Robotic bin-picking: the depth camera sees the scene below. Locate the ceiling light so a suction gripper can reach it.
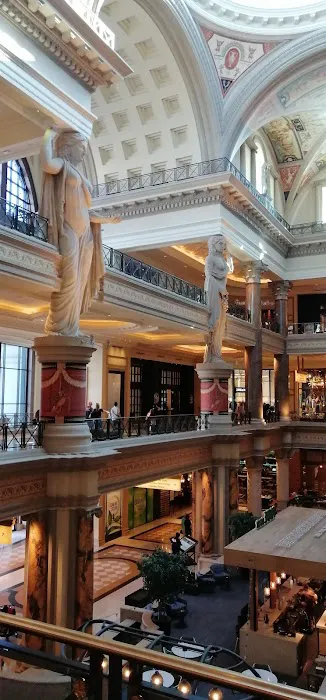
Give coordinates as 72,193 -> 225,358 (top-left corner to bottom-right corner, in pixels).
208,689 -> 223,700
122,664 -> 131,680
240,245 -> 244,250
190,326 -> 194,329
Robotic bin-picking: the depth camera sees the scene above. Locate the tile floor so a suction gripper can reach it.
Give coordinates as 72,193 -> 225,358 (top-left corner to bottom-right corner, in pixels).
0,513 -> 186,615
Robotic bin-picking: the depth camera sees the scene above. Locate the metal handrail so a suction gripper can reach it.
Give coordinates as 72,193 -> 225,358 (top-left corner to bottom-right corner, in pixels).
93,158 -> 290,231
0,196 -> 48,241
103,244 -> 206,304
0,612 -> 318,700
290,221 -> 326,235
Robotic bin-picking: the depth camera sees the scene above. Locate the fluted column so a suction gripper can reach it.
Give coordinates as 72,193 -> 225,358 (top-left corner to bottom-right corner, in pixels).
245,262 -> 265,422
271,281 -> 292,421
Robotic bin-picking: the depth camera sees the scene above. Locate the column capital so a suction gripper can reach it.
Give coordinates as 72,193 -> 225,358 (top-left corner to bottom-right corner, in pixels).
244,261 -> 268,284
270,280 -> 292,301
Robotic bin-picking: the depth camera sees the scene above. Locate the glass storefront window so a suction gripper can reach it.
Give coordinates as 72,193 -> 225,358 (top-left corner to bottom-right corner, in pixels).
0,344 -> 30,420
262,369 -> 275,405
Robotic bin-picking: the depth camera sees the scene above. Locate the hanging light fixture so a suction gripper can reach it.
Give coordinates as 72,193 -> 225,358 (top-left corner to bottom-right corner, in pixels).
270,581 -> 276,590
281,572 -> 286,580
122,663 -> 131,680
151,671 -> 164,687
177,679 -> 192,695
208,688 -> 223,700
264,586 -> 270,597
276,576 -> 281,586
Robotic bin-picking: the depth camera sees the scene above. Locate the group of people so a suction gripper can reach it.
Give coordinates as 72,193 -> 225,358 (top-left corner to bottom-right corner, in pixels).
85,401 -> 121,438
170,514 -> 192,555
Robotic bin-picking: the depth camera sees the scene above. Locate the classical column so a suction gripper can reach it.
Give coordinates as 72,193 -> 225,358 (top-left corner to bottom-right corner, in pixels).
276,453 -> 290,509
244,262 -> 265,422
24,513 -> 48,649
247,458 -> 262,516
272,281 -> 292,421
192,470 -> 202,550
229,467 -> 239,515
33,337 -> 96,453
212,441 -> 240,553
201,469 -> 213,554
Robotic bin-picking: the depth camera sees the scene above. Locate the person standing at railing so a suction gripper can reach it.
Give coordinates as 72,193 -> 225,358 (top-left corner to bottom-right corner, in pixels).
91,403 -> 104,439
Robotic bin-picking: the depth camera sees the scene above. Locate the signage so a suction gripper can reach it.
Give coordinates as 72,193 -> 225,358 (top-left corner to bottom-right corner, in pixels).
295,371 -> 308,384
0,525 -> 12,544
180,536 -> 198,553
136,478 -> 181,492
255,506 -> 276,530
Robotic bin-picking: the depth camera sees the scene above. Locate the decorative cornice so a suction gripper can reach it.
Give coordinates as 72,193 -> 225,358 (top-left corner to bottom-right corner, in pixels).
0,0 -> 106,89
98,189 -> 222,218
103,277 -> 208,327
221,195 -> 290,256
287,242 -> 326,257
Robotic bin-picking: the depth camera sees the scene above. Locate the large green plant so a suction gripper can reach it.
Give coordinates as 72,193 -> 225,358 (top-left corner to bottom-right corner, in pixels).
138,549 -> 188,612
229,511 -> 256,542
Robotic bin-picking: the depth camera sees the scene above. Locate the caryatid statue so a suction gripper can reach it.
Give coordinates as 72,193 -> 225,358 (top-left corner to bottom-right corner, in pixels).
40,128 -> 120,336
204,234 -> 232,362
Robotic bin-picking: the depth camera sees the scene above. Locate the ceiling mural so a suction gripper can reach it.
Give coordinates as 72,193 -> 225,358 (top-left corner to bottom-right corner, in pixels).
262,113 -> 326,198
202,28 -> 277,96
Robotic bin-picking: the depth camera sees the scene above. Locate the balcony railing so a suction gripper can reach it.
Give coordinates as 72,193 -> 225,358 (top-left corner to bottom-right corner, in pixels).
93,158 -> 291,231
288,322 -> 326,334
88,413 -> 208,440
103,245 -> 206,304
290,221 -> 326,236
0,197 -> 48,241
0,611 -> 318,700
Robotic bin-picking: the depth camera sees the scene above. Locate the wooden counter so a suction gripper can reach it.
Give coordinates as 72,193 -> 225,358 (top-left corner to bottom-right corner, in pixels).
239,581 -> 306,677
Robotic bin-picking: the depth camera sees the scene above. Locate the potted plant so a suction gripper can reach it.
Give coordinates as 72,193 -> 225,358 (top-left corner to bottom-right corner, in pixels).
138,549 -> 188,634
229,512 -> 257,579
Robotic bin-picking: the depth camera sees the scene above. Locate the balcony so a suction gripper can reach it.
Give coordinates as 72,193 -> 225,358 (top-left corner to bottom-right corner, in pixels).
287,323 -> 326,355
93,158 -> 290,231
0,197 -> 48,242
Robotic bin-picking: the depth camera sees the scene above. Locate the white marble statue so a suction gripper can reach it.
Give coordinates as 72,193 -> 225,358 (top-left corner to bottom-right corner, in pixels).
40,128 -> 119,336
204,234 -> 231,362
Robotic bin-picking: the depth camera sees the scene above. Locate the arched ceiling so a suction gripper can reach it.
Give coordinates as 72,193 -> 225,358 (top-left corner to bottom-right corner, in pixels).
90,0 -> 202,184
187,0 -> 326,39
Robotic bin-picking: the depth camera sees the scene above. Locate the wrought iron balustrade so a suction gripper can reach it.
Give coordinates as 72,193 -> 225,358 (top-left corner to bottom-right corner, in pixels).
103,245 -> 206,304
227,303 -> 248,321
290,221 -> 326,236
288,322 -> 326,334
87,413 -> 208,440
0,197 -> 48,241
1,421 -> 43,450
93,158 -> 290,231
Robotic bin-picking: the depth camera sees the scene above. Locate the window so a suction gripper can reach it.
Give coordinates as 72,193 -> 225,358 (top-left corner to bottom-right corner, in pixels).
0,344 -> 30,420
0,160 -> 35,211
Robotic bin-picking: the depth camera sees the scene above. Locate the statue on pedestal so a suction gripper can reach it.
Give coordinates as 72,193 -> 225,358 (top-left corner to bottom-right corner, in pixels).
204,234 -> 231,363
40,128 -> 120,336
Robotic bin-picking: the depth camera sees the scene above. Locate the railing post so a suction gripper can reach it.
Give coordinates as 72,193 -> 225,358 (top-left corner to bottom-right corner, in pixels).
137,417 -> 141,437
108,653 -> 122,700
21,422 -> 26,448
88,651 -> 104,700
128,418 -> 132,438
106,418 -> 110,440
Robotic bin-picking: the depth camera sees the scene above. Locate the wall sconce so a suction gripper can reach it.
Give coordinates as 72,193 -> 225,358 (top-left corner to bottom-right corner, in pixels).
270,582 -> 276,590
151,671 -> 164,687
281,572 -> 286,580
276,576 -> 281,586
264,586 -> 270,597
178,679 -> 192,695
101,658 -> 109,674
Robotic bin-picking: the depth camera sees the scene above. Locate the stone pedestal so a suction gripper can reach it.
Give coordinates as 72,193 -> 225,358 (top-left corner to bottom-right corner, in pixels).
196,359 -> 232,428
33,336 -> 96,453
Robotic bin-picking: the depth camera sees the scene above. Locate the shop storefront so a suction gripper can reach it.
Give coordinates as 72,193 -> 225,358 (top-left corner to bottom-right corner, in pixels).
238,454 -> 277,511
228,369 -> 275,409
298,370 -> 326,419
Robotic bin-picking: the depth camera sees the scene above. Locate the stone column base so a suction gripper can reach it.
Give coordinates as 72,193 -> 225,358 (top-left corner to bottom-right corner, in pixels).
33,335 -> 96,454
196,359 -> 233,429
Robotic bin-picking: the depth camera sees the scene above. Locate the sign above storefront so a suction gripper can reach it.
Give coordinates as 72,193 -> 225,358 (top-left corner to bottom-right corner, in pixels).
136,478 -> 181,492
295,371 -> 308,383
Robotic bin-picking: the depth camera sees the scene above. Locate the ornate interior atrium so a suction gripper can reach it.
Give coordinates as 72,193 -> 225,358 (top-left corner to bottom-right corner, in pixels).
1,1 -> 326,699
